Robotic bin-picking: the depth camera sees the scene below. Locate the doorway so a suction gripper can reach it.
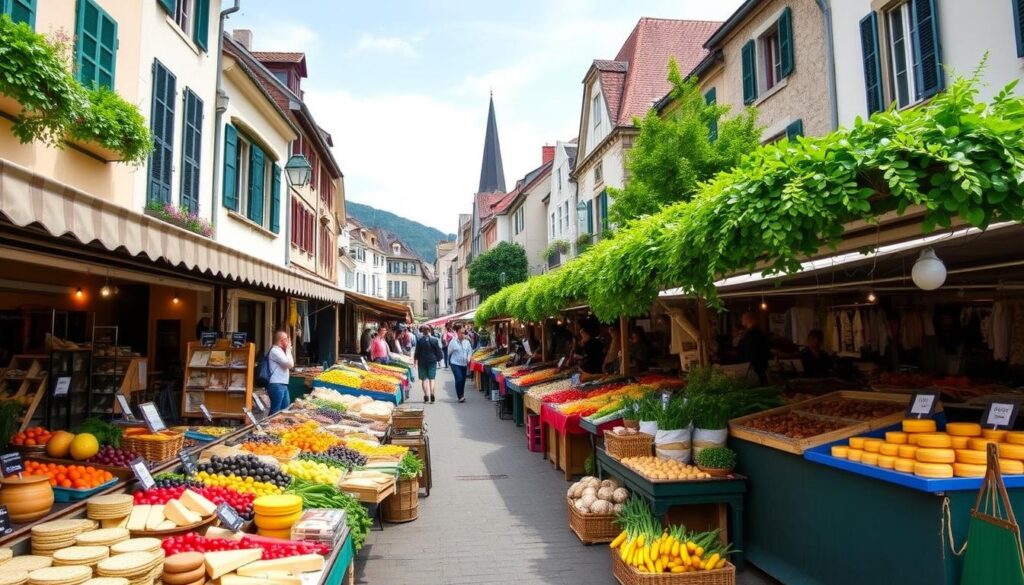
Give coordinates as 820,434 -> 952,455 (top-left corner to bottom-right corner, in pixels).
237,299 -> 265,350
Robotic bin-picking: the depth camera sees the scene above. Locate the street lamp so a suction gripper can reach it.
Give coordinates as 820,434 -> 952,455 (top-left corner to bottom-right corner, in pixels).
500,271 -> 507,286
285,154 -> 313,187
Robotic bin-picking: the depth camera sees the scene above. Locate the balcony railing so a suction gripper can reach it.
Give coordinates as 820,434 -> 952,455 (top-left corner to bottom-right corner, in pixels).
388,293 -> 411,300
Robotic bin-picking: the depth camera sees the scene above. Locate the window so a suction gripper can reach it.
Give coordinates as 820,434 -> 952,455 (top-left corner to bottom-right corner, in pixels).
550,213 -> 555,238
594,162 -> 603,185
557,168 -> 562,191
147,60 -> 175,204
159,0 -> 209,50
556,205 -> 563,236
2,0 -> 35,27
410,263 -> 417,275
273,71 -> 288,86
596,191 -> 609,233
180,89 -> 203,214
563,202 -> 569,233
345,271 -> 354,289
886,4 -> 914,108
174,0 -> 191,36
291,198 -> 314,253
742,7 -> 793,104
760,26 -> 782,92
393,243 -> 401,254
592,93 -> 602,127
75,0 -> 118,89
861,1 -> 942,111
224,127 -> 281,232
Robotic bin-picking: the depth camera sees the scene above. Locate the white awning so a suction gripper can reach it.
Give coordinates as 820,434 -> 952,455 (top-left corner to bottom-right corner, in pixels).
0,159 -> 345,304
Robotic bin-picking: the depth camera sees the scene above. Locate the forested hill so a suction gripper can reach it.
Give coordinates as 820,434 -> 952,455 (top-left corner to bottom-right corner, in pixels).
346,201 -> 455,262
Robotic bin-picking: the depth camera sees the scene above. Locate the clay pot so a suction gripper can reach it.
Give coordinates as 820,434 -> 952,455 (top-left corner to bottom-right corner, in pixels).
0,474 -> 55,522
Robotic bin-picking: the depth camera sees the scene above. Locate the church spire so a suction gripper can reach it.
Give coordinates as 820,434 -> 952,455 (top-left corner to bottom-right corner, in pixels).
478,93 -> 506,193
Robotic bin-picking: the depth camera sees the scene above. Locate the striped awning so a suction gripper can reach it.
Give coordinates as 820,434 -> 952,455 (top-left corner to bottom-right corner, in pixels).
0,158 -> 346,304
344,290 -> 412,321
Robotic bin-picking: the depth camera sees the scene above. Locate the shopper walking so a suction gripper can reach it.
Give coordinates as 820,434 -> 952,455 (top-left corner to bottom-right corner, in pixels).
414,325 -> 443,403
442,325 -> 455,369
447,325 -> 474,403
370,326 -> 391,364
267,330 -> 294,414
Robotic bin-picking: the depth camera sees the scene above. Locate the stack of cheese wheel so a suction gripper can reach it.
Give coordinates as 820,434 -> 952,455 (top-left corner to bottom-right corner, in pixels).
252,495 -> 303,539
160,553 -> 204,585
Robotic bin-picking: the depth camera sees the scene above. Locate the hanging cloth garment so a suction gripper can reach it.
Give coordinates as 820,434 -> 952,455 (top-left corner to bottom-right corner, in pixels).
852,310 -> 865,353
992,302 -> 1010,362
785,307 -> 816,345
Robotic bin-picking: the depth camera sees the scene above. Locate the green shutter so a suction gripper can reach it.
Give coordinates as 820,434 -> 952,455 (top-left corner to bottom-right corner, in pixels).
248,143 -> 266,226
741,40 -> 757,104
5,0 -> 35,27
704,88 -> 718,142
910,0 -> 943,100
222,124 -> 239,211
859,12 -> 884,115
598,191 -> 609,232
778,6 -> 794,78
75,0 -> 117,89
179,89 -> 202,214
147,60 -> 175,204
193,0 -> 209,52
269,164 -> 281,234
585,200 -> 593,234
157,0 -> 175,14
1015,0 -> 1024,58
785,119 -> 803,141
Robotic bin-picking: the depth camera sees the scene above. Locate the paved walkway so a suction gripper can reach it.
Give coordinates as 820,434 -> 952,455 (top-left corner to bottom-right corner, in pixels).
355,369 -> 780,585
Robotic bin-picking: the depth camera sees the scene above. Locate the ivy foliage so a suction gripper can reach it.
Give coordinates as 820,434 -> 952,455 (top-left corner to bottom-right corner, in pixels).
476,74 -> 1024,326
608,58 -> 761,225
468,241 -> 528,300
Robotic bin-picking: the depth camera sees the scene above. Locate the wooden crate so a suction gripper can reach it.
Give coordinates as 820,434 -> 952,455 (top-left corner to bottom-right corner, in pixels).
556,428 -> 592,480
728,390 -> 911,455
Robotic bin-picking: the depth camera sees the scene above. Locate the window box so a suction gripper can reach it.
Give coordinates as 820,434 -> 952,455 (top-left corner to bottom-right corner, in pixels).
144,202 -> 212,238
65,135 -> 122,162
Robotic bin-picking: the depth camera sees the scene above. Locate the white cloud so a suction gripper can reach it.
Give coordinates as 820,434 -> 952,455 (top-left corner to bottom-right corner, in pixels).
236,20 -> 318,52
353,34 -> 419,57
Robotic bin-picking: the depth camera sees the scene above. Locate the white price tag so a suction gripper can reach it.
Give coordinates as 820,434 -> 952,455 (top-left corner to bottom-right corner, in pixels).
243,407 -> 262,430
115,393 -> 134,419
986,402 -> 1017,428
139,402 -> 166,433
661,392 -> 670,411
523,340 -> 532,356
198,403 -> 213,422
253,395 -> 267,413
54,377 -> 71,397
908,393 -> 937,419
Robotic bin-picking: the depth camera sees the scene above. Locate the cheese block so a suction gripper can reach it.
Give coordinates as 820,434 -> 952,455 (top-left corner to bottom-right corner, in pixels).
950,436 -> 970,449
898,445 -> 919,459
846,449 -> 864,462
165,500 -> 201,526
848,437 -> 865,449
982,428 -> 1008,441
956,449 -> 987,465
205,527 -> 243,541
128,506 -> 151,531
954,462 -> 986,477
101,516 -> 130,529
879,443 -> 900,457
969,438 -> 1000,451
894,458 -> 916,473
236,555 -> 325,576
145,505 -> 166,531
157,520 -> 177,530
861,438 -> 883,453
877,455 -> 895,469
1006,431 -> 1024,445
830,445 -> 848,459
916,433 -> 953,448
916,448 -> 955,463
861,453 -> 879,466
885,432 -> 908,444
946,422 -> 982,437
222,575 -> 302,585
998,443 -> 1024,461
903,419 -> 937,433
204,549 -> 263,579
914,462 -> 954,478
180,490 -> 216,518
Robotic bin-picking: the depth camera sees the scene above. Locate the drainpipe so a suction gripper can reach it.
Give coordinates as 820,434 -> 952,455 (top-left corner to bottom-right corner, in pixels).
816,0 -> 839,130
210,0 -> 241,234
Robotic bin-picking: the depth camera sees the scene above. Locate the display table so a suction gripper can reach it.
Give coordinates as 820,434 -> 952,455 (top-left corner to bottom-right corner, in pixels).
596,448 -> 747,568
732,437 -> 1021,585
320,531 -> 355,585
506,381 -> 526,427
541,404 -> 619,480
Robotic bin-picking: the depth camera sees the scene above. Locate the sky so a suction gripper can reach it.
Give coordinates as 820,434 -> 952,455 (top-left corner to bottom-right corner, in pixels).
229,0 -> 745,234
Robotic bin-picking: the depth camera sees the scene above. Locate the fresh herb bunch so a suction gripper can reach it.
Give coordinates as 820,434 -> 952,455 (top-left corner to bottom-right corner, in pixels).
695,447 -> 737,470
73,417 -> 123,447
688,394 -> 731,430
654,394 -> 690,430
397,452 -> 424,480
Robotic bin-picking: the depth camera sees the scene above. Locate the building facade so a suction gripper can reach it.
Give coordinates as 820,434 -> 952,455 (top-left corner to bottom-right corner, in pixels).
507,148 -> 554,275
543,141 -> 579,268
378,232 -> 430,319
344,219 -> 387,299
434,241 -> 458,318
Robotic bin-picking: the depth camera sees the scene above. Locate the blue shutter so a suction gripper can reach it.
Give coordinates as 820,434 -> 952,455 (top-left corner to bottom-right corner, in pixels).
704,88 -> 718,142
179,90 -> 202,214
222,124 -> 239,211
75,0 -> 118,89
741,40 -> 757,104
157,0 -> 175,14
247,143 -> 266,226
269,164 -> 281,234
5,0 -> 35,27
1013,0 -> 1024,57
147,60 -> 175,204
193,0 -> 209,52
778,6 -> 794,78
910,0 -> 943,100
785,119 -> 804,141
859,12 -> 885,115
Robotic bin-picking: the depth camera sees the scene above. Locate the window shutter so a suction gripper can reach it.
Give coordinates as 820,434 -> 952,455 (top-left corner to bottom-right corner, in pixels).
704,88 -> 718,142
75,0 -> 118,89
147,60 -> 175,205
179,89 -> 202,214
157,0 -> 175,14
192,0 -> 209,51
785,119 -> 804,141
859,12 -> 884,115
741,40 -> 757,104
8,0 -> 35,27
222,124 -> 239,211
778,6 -> 794,78
248,144 -> 266,226
585,200 -> 593,234
269,164 -> 281,234
598,191 -> 609,232
1013,0 -> 1024,57
910,0 -> 943,100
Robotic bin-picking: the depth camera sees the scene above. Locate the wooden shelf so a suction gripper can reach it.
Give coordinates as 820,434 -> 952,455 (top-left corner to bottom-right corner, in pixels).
181,340 -> 254,421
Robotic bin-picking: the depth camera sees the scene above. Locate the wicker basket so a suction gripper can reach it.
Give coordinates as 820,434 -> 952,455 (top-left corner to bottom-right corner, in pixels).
567,497 -> 620,544
605,432 -> 654,460
122,430 -> 185,463
382,478 -> 419,523
612,552 -> 735,585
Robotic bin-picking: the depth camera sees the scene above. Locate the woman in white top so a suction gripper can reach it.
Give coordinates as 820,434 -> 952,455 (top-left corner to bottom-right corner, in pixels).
446,325 -> 474,403
267,331 -> 294,414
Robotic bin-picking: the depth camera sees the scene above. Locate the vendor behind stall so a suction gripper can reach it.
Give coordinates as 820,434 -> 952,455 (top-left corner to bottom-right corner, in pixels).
575,325 -> 605,376
799,329 -> 833,377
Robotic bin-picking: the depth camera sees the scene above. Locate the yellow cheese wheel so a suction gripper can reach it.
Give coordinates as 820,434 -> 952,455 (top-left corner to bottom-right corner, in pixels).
879,443 -> 900,456
885,431 -> 908,444
257,528 -> 293,539
862,438 -> 884,453
848,437 -> 866,449
908,434 -> 921,445
982,429 -> 1008,441
953,462 -> 986,477
1006,432 -> 1024,445
950,436 -> 970,449
945,422 -> 982,437
1004,460 -> 1024,474
914,462 -> 954,478
254,510 -> 303,530
903,419 -> 937,433
969,438 -> 1000,451
831,445 -> 849,459
956,449 -> 987,465
847,449 -> 864,462
253,495 -> 303,517
861,452 -> 879,466
898,445 -> 919,459
915,433 -> 953,448
998,443 -> 1024,461
915,448 -> 956,463
877,455 -> 896,469
894,458 -> 916,473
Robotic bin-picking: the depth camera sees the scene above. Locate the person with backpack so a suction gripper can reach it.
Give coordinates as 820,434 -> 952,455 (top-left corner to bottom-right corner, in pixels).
265,330 -> 294,414
413,325 -> 443,403
441,324 -> 455,369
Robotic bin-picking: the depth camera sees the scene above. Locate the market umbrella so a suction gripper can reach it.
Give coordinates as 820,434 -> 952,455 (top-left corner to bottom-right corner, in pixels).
960,444 -> 1024,585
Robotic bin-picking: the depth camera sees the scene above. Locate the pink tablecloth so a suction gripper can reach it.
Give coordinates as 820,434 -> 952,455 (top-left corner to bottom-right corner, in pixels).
541,403 -> 621,435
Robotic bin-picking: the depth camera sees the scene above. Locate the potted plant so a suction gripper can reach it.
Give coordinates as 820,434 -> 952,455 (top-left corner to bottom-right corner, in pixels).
636,394 -> 661,436
652,393 -> 692,463
690,393 -> 730,457
695,446 -> 737,477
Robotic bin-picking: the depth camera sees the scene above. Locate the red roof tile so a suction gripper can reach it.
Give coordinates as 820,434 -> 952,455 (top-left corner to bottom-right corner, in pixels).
476,191 -> 507,222
252,51 -> 306,64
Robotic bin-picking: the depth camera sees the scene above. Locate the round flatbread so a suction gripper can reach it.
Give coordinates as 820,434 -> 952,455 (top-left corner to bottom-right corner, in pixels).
2,557 -> 54,572
31,521 -> 86,537
110,540 -> 160,555
52,547 -> 109,564
0,571 -> 28,585
26,565 -> 91,585
160,565 -> 205,585
75,529 -> 129,546
160,553 -> 202,575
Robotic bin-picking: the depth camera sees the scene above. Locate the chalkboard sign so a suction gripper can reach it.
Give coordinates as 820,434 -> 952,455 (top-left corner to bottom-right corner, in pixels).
178,451 -> 197,475
0,452 -> 23,477
0,506 -> 12,535
230,332 -> 247,348
139,402 -> 166,433
215,502 -> 243,532
200,332 -> 217,347
130,458 -> 155,491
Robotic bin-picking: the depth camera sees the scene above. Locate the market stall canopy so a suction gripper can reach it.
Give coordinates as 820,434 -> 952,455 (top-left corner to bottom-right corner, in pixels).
344,289 -> 412,321
422,310 -> 473,328
0,159 -> 346,304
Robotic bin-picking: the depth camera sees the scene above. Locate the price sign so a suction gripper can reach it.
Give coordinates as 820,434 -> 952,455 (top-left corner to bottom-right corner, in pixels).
178,451 -> 197,475
130,457 -> 155,491
200,331 -> 217,347
230,332 -> 247,348
138,402 -> 167,433
253,395 -> 267,413
0,506 -> 12,536
0,452 -> 23,477
661,392 -> 671,411
359,358 -> 370,371
906,391 -> 939,419
982,400 -> 1020,430
523,340 -> 532,356
571,373 -> 581,387
53,377 -> 71,397
198,403 -> 213,422
215,502 -> 243,532
557,357 -> 565,369
115,393 -> 135,419
242,407 -> 261,429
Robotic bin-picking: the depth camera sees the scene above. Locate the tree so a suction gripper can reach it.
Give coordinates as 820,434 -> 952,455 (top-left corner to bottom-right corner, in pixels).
468,242 -> 528,300
608,58 -> 761,225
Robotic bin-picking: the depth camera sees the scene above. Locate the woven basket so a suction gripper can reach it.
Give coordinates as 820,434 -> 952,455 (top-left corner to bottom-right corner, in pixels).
567,497 -> 620,544
382,478 -> 419,523
605,432 -> 654,460
122,430 -> 185,463
612,552 -> 735,585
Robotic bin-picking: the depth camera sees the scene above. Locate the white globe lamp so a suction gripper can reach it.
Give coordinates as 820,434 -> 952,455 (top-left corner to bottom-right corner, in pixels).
912,248 -> 946,291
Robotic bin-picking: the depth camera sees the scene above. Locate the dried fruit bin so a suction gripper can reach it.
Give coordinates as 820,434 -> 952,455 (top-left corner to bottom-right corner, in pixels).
604,432 -> 654,460
566,497 -> 619,544
612,551 -> 735,585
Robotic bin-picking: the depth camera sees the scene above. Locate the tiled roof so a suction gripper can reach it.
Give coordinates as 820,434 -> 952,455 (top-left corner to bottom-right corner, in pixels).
476,191 -> 507,222
252,51 -> 305,63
